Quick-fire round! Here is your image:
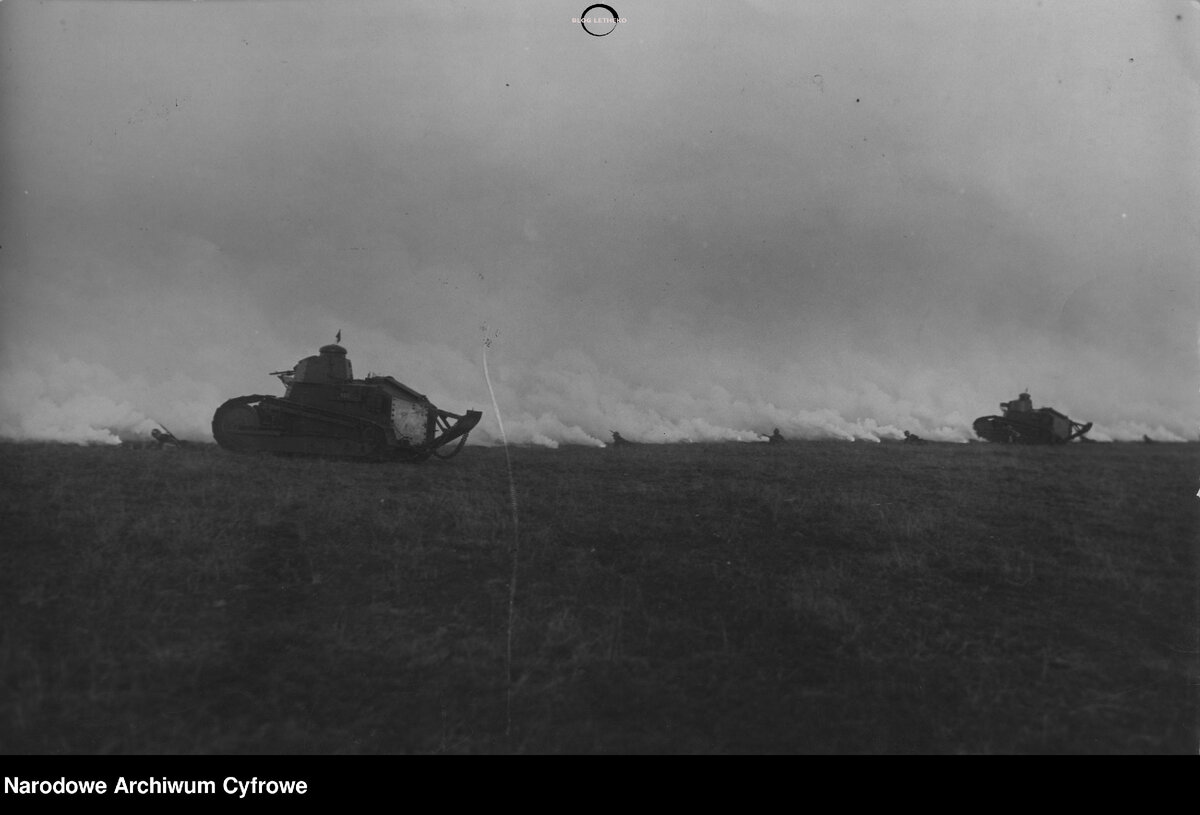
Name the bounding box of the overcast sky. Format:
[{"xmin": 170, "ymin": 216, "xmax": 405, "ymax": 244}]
[{"xmin": 1, "ymin": 0, "xmax": 1196, "ymax": 444}]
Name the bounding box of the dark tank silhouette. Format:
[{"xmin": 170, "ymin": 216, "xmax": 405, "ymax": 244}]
[
  {"xmin": 212, "ymin": 343, "xmax": 482, "ymax": 461},
  {"xmin": 972, "ymin": 391, "xmax": 1091, "ymax": 445},
  {"xmin": 609, "ymin": 431, "xmax": 635, "ymax": 447}
]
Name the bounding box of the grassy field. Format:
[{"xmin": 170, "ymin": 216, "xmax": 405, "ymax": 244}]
[{"xmin": 0, "ymin": 438, "xmax": 1195, "ymax": 754}]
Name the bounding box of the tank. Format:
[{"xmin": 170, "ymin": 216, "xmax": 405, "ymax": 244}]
[
  {"xmin": 212, "ymin": 343, "xmax": 482, "ymax": 461},
  {"xmin": 972, "ymin": 391, "xmax": 1092, "ymax": 445}
]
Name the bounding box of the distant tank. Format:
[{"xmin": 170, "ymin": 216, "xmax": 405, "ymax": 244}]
[
  {"xmin": 212, "ymin": 344, "xmax": 482, "ymax": 461},
  {"xmin": 972, "ymin": 391, "xmax": 1092, "ymax": 445}
]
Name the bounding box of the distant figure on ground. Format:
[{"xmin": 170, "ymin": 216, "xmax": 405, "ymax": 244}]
[
  {"xmin": 151, "ymin": 427, "xmax": 182, "ymax": 448},
  {"xmin": 764, "ymin": 428, "xmax": 786, "ymax": 444},
  {"xmin": 1142, "ymin": 434, "xmax": 1155, "ymax": 444},
  {"xmin": 903, "ymin": 430, "xmax": 925, "ymax": 445},
  {"xmin": 610, "ymin": 431, "xmax": 631, "ymax": 447}
]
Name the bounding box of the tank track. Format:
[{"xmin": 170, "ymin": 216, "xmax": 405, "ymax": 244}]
[
  {"xmin": 971, "ymin": 415, "xmax": 1090, "ymax": 445},
  {"xmin": 212, "ymin": 395, "xmax": 423, "ymax": 460},
  {"xmin": 212, "ymin": 396, "xmax": 480, "ymax": 461}
]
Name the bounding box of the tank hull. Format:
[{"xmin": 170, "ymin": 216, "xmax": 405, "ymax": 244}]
[
  {"xmin": 213, "ymin": 394, "xmax": 481, "ymax": 461},
  {"xmin": 972, "ymin": 412, "xmax": 1092, "ymax": 445}
]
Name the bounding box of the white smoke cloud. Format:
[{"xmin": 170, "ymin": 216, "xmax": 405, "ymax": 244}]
[
  {"xmin": 479, "ymin": 413, "xmax": 606, "ymax": 448},
  {"xmin": 459, "ymin": 342, "xmax": 989, "ymax": 446},
  {"xmin": 0, "ymin": 352, "xmax": 221, "ymax": 444},
  {"xmin": 1, "ymin": 329, "xmax": 1194, "ymax": 449},
  {"xmin": 1088, "ymin": 422, "xmax": 1192, "ymax": 443}
]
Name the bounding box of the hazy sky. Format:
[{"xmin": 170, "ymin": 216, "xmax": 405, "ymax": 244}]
[{"xmin": 2, "ymin": 0, "xmax": 1197, "ymax": 444}]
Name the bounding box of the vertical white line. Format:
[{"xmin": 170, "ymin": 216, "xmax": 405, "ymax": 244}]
[{"xmin": 482, "ymin": 337, "xmax": 520, "ymax": 746}]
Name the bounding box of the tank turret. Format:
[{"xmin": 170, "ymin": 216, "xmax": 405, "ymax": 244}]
[
  {"xmin": 1002, "ymin": 392, "xmax": 1033, "ymax": 414},
  {"xmin": 291, "ymin": 344, "xmax": 354, "ymax": 385},
  {"xmin": 212, "ymin": 343, "xmax": 482, "ymax": 461}
]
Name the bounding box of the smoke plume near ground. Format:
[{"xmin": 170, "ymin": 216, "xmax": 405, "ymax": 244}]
[{"xmin": 0, "ymin": 353, "xmax": 221, "ymax": 445}]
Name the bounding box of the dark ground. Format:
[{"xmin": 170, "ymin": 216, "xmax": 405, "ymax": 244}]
[{"xmin": 1, "ymin": 439, "xmax": 1195, "ymax": 753}]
